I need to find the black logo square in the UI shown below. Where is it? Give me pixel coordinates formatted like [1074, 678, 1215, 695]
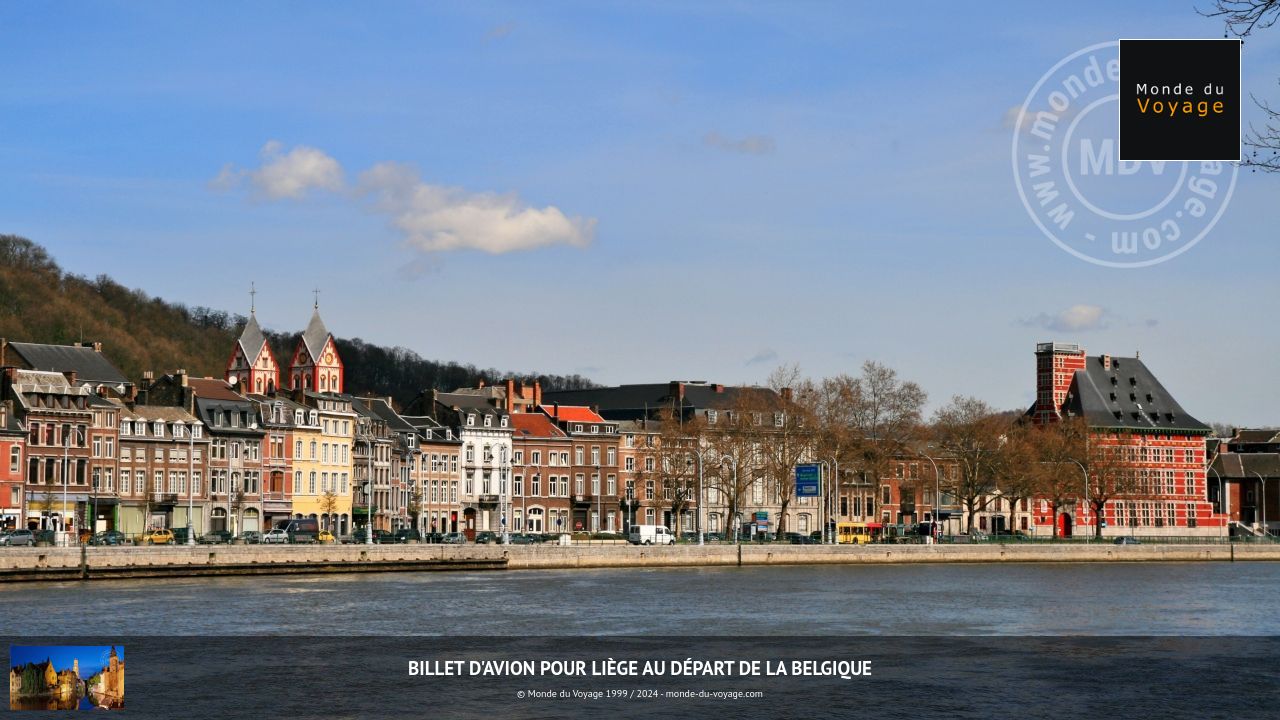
[1119, 39, 1240, 161]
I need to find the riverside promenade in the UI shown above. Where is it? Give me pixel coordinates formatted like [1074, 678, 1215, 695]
[1, 542, 1278, 581]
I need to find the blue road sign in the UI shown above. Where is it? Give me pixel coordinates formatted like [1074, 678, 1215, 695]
[795, 463, 821, 497]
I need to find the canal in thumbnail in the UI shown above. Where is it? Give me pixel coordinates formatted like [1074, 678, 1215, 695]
[2, 563, 1278, 636]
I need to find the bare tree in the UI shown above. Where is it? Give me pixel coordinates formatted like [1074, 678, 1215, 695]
[842, 362, 928, 522]
[990, 422, 1039, 535]
[1077, 426, 1140, 539]
[1200, 1, 1280, 170]
[704, 394, 764, 543]
[932, 396, 1004, 533]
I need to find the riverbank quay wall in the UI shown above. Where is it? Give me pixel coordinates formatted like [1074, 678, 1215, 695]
[2, 543, 1280, 581]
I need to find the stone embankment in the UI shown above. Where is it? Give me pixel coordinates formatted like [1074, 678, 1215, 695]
[0, 542, 1276, 582]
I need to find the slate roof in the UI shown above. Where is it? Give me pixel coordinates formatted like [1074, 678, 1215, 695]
[352, 396, 415, 433]
[300, 308, 331, 361]
[1211, 452, 1280, 479]
[435, 392, 508, 416]
[1059, 355, 1210, 434]
[236, 313, 269, 361]
[542, 382, 783, 420]
[6, 342, 128, 386]
[1232, 429, 1280, 445]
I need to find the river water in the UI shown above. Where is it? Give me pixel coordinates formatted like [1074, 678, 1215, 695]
[3, 562, 1277, 636]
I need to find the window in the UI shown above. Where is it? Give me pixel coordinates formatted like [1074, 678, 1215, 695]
[607, 474, 616, 495]
[483, 415, 492, 427]
[625, 457, 635, 471]
[607, 448, 616, 466]
[532, 475, 541, 496]
[309, 472, 317, 494]
[575, 447, 584, 465]
[9, 447, 19, 473]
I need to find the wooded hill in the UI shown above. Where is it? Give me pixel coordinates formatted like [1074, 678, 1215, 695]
[0, 234, 597, 404]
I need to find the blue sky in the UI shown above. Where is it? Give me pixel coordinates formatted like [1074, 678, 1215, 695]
[10, 645, 122, 677]
[2, 1, 1277, 425]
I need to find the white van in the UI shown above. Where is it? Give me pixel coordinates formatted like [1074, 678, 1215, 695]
[629, 524, 676, 546]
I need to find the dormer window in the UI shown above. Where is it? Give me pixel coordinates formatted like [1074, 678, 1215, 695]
[774, 412, 784, 427]
[192, 425, 203, 439]
[590, 425, 598, 434]
[468, 414, 476, 426]
[136, 422, 147, 436]
[173, 423, 185, 438]
[309, 412, 318, 425]
[120, 421, 131, 436]
[707, 410, 717, 424]
[574, 424, 583, 433]
[153, 421, 165, 436]
[500, 417, 507, 428]
[484, 415, 492, 427]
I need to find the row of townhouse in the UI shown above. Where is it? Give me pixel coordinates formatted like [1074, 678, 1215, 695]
[1, 309, 1269, 541]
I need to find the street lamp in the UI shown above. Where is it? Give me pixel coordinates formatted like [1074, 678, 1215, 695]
[186, 423, 197, 545]
[62, 425, 86, 546]
[1207, 465, 1226, 536]
[1252, 471, 1268, 539]
[91, 473, 98, 542]
[921, 452, 941, 543]
[362, 480, 373, 546]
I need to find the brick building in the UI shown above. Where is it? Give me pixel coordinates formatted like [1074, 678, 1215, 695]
[539, 405, 622, 533]
[1208, 429, 1280, 535]
[0, 400, 24, 531]
[509, 411, 572, 534]
[114, 402, 208, 536]
[1029, 342, 1220, 537]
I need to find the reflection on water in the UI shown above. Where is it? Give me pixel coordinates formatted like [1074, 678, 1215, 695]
[3, 563, 1279, 636]
[8, 692, 119, 711]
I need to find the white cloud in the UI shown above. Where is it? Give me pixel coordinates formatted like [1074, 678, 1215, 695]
[1021, 304, 1109, 332]
[212, 144, 595, 255]
[209, 140, 344, 200]
[358, 162, 596, 254]
[703, 131, 776, 155]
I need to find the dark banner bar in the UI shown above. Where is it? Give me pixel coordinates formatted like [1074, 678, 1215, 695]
[5, 636, 1278, 719]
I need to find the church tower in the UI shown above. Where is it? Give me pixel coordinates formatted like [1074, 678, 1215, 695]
[226, 284, 281, 395]
[289, 294, 343, 393]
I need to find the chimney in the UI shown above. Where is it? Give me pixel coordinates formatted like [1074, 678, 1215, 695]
[552, 402, 559, 420]
[1102, 354, 1112, 370]
[505, 379, 516, 414]
[533, 380, 542, 407]
[713, 384, 724, 393]
[177, 369, 188, 387]
[669, 381, 685, 404]
[0, 337, 6, 366]
[92, 341, 103, 353]
[781, 387, 793, 402]
[63, 370, 78, 385]
[478, 379, 485, 389]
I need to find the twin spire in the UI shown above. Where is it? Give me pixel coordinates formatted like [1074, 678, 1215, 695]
[230, 283, 342, 394]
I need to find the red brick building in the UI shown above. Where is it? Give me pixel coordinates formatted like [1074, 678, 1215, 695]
[0, 400, 24, 531]
[539, 405, 623, 533]
[1029, 342, 1220, 537]
[509, 412, 571, 534]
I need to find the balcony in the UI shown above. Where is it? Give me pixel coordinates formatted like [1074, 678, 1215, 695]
[478, 494, 500, 506]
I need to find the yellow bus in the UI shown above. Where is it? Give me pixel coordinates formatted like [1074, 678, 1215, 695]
[836, 522, 882, 545]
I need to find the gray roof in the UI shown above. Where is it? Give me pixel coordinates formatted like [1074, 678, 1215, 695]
[352, 397, 415, 432]
[236, 313, 269, 361]
[542, 382, 783, 420]
[1212, 452, 1280, 479]
[6, 342, 128, 386]
[1060, 355, 1209, 434]
[435, 392, 508, 415]
[300, 308, 331, 361]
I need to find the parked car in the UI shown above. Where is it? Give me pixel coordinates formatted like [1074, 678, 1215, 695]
[474, 531, 499, 544]
[1114, 536, 1141, 545]
[199, 530, 233, 545]
[261, 528, 291, 544]
[393, 528, 421, 543]
[441, 532, 467, 544]
[350, 527, 393, 544]
[144, 528, 175, 545]
[0, 529, 35, 546]
[784, 532, 816, 545]
[628, 524, 676, 546]
[421, 532, 443, 544]
[238, 530, 263, 544]
[277, 518, 319, 543]
[89, 530, 127, 546]
[508, 533, 539, 545]
[317, 530, 336, 544]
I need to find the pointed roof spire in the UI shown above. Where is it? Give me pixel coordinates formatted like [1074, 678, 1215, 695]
[302, 306, 331, 361]
[249, 281, 257, 315]
[237, 313, 267, 360]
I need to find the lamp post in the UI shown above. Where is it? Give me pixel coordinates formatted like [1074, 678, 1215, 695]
[186, 423, 197, 545]
[695, 448, 705, 546]
[62, 425, 85, 546]
[1207, 465, 1226, 537]
[1069, 458, 1089, 543]
[1252, 471, 1268, 538]
[362, 480, 373, 545]
[91, 473, 98, 542]
[921, 452, 941, 543]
